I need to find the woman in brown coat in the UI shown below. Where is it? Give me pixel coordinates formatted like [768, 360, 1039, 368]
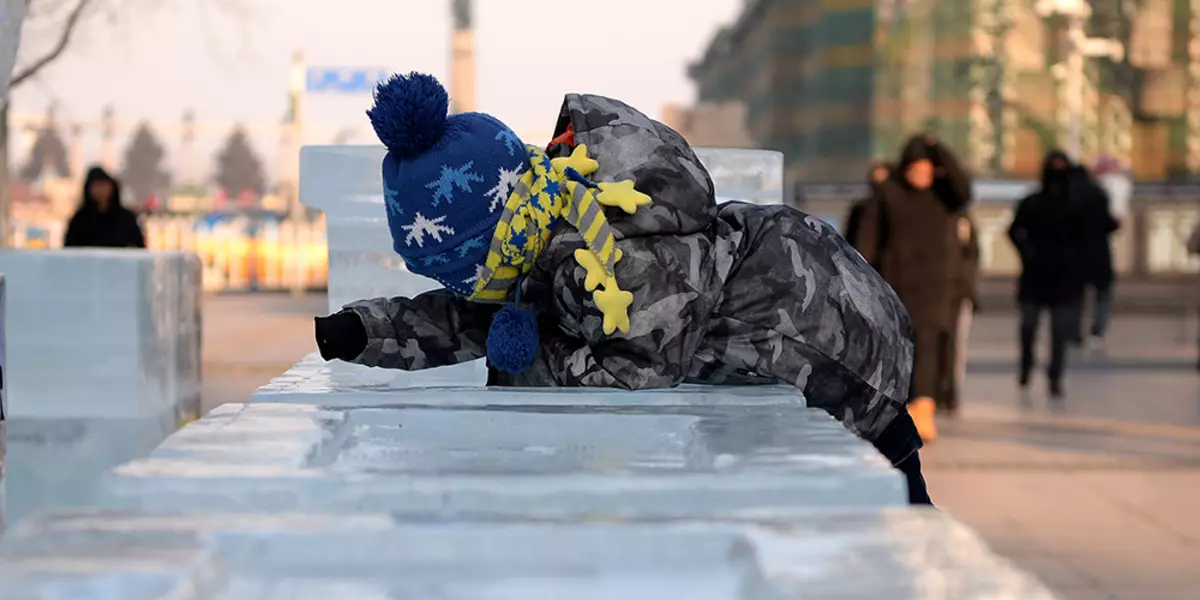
[856, 134, 971, 441]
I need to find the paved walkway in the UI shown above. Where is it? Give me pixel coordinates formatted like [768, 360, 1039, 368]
[201, 293, 324, 413]
[926, 313, 1200, 600]
[201, 295, 1200, 600]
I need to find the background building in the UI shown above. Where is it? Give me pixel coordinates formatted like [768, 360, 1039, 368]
[660, 102, 757, 148]
[689, 0, 1200, 182]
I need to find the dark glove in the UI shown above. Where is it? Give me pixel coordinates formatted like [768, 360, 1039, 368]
[314, 311, 368, 362]
[869, 412, 933, 506]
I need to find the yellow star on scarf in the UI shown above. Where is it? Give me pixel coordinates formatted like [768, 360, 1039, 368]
[551, 144, 599, 176]
[573, 249, 608, 292]
[596, 180, 651, 214]
[594, 277, 633, 335]
[573, 248, 624, 292]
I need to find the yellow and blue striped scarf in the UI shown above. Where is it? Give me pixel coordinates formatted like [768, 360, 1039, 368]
[470, 144, 651, 335]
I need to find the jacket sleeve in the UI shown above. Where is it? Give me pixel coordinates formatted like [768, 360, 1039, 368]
[1008, 198, 1033, 258]
[1099, 193, 1119, 234]
[63, 214, 82, 247]
[853, 189, 889, 267]
[342, 289, 498, 370]
[843, 201, 865, 247]
[930, 142, 972, 212]
[128, 214, 147, 248]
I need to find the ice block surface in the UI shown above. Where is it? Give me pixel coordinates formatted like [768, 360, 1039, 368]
[0, 509, 1060, 599]
[300, 145, 785, 313]
[252, 352, 803, 407]
[98, 401, 907, 515]
[0, 250, 202, 420]
[2, 415, 176, 529]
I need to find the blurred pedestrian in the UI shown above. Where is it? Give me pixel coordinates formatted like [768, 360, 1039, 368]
[856, 134, 971, 441]
[939, 212, 980, 415]
[1185, 222, 1200, 370]
[844, 161, 892, 252]
[1071, 162, 1120, 351]
[63, 166, 146, 249]
[1008, 150, 1087, 399]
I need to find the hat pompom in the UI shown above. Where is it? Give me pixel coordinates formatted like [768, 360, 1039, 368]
[367, 72, 449, 158]
[486, 303, 539, 374]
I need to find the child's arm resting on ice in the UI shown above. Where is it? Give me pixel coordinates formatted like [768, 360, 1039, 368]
[314, 289, 497, 370]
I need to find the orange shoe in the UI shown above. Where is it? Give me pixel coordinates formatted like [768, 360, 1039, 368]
[908, 397, 938, 442]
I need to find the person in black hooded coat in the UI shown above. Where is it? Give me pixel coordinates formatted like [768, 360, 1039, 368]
[1008, 150, 1087, 398]
[63, 167, 146, 249]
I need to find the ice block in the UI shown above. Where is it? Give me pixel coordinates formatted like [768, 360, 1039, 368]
[0, 509, 1061, 599]
[300, 145, 785, 314]
[251, 352, 805, 407]
[0, 252, 201, 530]
[693, 147, 784, 205]
[2, 415, 175, 529]
[97, 402, 907, 515]
[0, 250, 201, 420]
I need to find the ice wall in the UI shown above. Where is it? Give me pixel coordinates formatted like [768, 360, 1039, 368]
[300, 145, 784, 314]
[0, 250, 202, 528]
[0, 509, 1061, 599]
[0, 251, 201, 420]
[96, 402, 907, 515]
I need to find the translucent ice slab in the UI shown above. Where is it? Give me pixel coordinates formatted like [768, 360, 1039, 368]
[97, 402, 906, 515]
[1, 415, 176, 529]
[693, 147, 784, 205]
[252, 352, 490, 400]
[251, 352, 803, 407]
[0, 509, 1060, 599]
[0, 250, 202, 421]
[300, 145, 785, 314]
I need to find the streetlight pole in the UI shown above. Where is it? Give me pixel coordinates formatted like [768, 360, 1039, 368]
[1037, 0, 1124, 160]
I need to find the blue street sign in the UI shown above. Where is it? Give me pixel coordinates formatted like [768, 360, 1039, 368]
[306, 68, 389, 93]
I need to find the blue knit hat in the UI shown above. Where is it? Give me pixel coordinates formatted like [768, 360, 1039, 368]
[367, 72, 530, 296]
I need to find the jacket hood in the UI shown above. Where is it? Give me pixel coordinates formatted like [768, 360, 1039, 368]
[1040, 150, 1073, 190]
[897, 136, 934, 171]
[80, 166, 123, 211]
[552, 94, 716, 239]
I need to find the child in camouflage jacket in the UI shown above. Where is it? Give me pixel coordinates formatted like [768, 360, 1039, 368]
[314, 73, 930, 503]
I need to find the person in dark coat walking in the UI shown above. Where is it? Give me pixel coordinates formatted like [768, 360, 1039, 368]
[844, 161, 892, 250]
[939, 212, 980, 415]
[63, 167, 146, 249]
[1069, 165, 1119, 349]
[1008, 150, 1087, 399]
[857, 134, 971, 441]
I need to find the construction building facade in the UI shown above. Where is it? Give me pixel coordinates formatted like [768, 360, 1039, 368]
[689, 0, 1200, 182]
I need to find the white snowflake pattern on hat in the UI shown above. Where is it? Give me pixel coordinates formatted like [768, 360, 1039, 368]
[486, 165, 524, 212]
[402, 213, 455, 248]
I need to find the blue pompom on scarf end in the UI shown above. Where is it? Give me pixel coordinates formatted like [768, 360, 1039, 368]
[486, 303, 539, 374]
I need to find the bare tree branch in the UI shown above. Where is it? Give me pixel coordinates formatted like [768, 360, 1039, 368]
[9, 0, 94, 89]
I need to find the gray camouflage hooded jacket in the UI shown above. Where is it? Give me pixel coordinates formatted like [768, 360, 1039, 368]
[341, 95, 915, 451]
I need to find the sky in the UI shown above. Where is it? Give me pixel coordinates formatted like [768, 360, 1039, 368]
[10, 0, 742, 180]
